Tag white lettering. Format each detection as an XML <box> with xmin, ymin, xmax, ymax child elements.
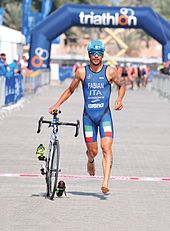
<box><xmin>79</xmin><ymin>8</ymin><xmax>137</xmax><ymax>26</ymax></box>
<box><xmin>88</xmin><ymin>83</ymin><xmax>104</xmax><ymax>89</ymax></box>
<box><xmin>89</xmin><ymin>89</ymin><xmax>102</xmax><ymax>96</ymax></box>
<box><xmin>88</xmin><ymin>103</ymin><xmax>104</xmax><ymax>108</ymax></box>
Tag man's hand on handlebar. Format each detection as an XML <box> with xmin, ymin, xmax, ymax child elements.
<box><xmin>49</xmin><ymin>105</ymin><xmax>60</xmax><ymax>115</ymax></box>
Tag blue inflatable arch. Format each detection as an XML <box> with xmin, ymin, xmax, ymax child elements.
<box><xmin>29</xmin><ymin>4</ymin><xmax>170</xmax><ymax>70</ymax></box>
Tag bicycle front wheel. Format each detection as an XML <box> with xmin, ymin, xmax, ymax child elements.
<box><xmin>46</xmin><ymin>140</ymin><xmax>60</xmax><ymax>200</ymax></box>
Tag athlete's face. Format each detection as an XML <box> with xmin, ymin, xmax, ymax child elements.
<box><xmin>88</xmin><ymin>51</ymin><xmax>104</xmax><ymax>66</ymax></box>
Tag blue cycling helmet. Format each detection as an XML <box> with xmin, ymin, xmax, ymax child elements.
<box><xmin>87</xmin><ymin>39</ymin><xmax>105</xmax><ymax>54</ymax></box>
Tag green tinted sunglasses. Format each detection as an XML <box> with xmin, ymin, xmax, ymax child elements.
<box><xmin>89</xmin><ymin>51</ymin><xmax>104</xmax><ymax>56</ymax></box>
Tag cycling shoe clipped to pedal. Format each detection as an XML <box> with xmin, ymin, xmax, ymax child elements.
<box><xmin>56</xmin><ymin>181</ymin><xmax>66</xmax><ymax>197</ymax></box>
<box><xmin>40</xmin><ymin>164</ymin><xmax>46</xmax><ymax>175</ymax></box>
<box><xmin>36</xmin><ymin>144</ymin><xmax>46</xmax><ymax>161</ymax></box>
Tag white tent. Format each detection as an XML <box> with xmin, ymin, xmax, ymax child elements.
<box><xmin>0</xmin><ymin>25</ymin><xmax>26</xmax><ymax>63</ymax></box>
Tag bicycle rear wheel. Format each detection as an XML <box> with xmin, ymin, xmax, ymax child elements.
<box><xmin>46</xmin><ymin>140</ymin><xmax>60</xmax><ymax>200</ymax></box>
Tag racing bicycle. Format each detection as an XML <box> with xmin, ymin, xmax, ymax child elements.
<box><xmin>37</xmin><ymin>110</ymin><xmax>80</xmax><ymax>200</ymax></box>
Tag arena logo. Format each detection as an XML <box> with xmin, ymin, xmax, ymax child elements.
<box><xmin>79</xmin><ymin>8</ymin><xmax>137</xmax><ymax>26</ymax></box>
<box><xmin>88</xmin><ymin>103</ymin><xmax>104</xmax><ymax>108</ymax></box>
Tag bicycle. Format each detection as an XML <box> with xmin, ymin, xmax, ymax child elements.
<box><xmin>37</xmin><ymin>110</ymin><xmax>80</xmax><ymax>200</ymax></box>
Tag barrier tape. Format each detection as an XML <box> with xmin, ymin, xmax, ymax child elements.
<box><xmin>0</xmin><ymin>173</ymin><xmax>170</xmax><ymax>182</ymax></box>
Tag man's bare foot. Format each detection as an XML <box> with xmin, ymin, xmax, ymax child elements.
<box><xmin>101</xmin><ymin>186</ymin><xmax>109</xmax><ymax>194</ymax></box>
<box><xmin>87</xmin><ymin>159</ymin><xmax>95</xmax><ymax>176</ymax></box>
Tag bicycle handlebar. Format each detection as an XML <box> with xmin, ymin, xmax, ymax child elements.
<box><xmin>37</xmin><ymin>115</ymin><xmax>80</xmax><ymax>137</ymax></box>
<box><xmin>37</xmin><ymin>116</ymin><xmax>44</xmax><ymax>134</ymax></box>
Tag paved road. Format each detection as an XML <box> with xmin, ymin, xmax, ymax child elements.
<box><xmin>0</xmin><ymin>82</ymin><xmax>170</xmax><ymax>231</ymax></box>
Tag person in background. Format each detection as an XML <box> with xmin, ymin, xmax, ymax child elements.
<box><xmin>0</xmin><ymin>53</ymin><xmax>8</xmax><ymax>76</ymax></box>
<box><xmin>20</xmin><ymin>54</ymin><xmax>32</xmax><ymax>74</ymax></box>
<box><xmin>159</xmin><ymin>62</ymin><xmax>169</xmax><ymax>75</ymax></box>
<box><xmin>136</xmin><ymin>65</ymin><xmax>142</xmax><ymax>88</ymax></box>
<box><xmin>121</xmin><ymin>64</ymin><xmax>129</xmax><ymax>87</ymax></box>
<box><xmin>141</xmin><ymin>65</ymin><xmax>150</xmax><ymax>87</ymax></box>
<box><xmin>8</xmin><ymin>55</ymin><xmax>21</xmax><ymax>75</ymax></box>
<box><xmin>128</xmin><ymin>64</ymin><xmax>137</xmax><ymax>90</ymax></box>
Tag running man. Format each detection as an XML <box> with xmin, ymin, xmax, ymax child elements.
<box><xmin>49</xmin><ymin>40</ymin><xmax>126</xmax><ymax>194</ymax></box>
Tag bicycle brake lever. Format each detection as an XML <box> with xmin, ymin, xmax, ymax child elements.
<box><xmin>74</xmin><ymin>120</ymin><xmax>80</xmax><ymax>137</ymax></box>
<box><xmin>37</xmin><ymin>116</ymin><xmax>44</xmax><ymax>133</ymax></box>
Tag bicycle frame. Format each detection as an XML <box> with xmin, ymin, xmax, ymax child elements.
<box><xmin>50</xmin><ymin>115</ymin><xmax>59</xmax><ymax>144</ymax></box>
<box><xmin>37</xmin><ymin>111</ymin><xmax>80</xmax><ymax>200</ymax></box>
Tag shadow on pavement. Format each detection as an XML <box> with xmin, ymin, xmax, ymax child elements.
<box><xmin>31</xmin><ymin>191</ymin><xmax>109</xmax><ymax>200</ymax></box>
<box><xmin>31</xmin><ymin>192</ymin><xmax>47</xmax><ymax>197</ymax></box>
<box><xmin>68</xmin><ymin>191</ymin><xmax>109</xmax><ymax>200</ymax></box>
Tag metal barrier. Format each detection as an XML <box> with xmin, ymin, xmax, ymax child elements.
<box><xmin>0</xmin><ymin>69</ymin><xmax>50</xmax><ymax>108</ymax></box>
<box><xmin>152</xmin><ymin>74</ymin><xmax>170</xmax><ymax>100</ymax></box>
<box><xmin>0</xmin><ymin>76</ymin><xmax>6</xmax><ymax>107</ymax></box>
<box><xmin>22</xmin><ymin>69</ymin><xmax>50</xmax><ymax>94</ymax></box>
<box><xmin>5</xmin><ymin>74</ymin><xmax>23</xmax><ymax>105</ymax></box>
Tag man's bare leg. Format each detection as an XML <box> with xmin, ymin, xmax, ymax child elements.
<box><xmin>86</xmin><ymin>142</ymin><xmax>98</xmax><ymax>176</ymax></box>
<box><xmin>101</xmin><ymin>137</ymin><xmax>113</xmax><ymax>193</ymax></box>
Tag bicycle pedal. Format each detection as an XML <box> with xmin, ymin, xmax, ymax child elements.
<box><xmin>40</xmin><ymin>168</ymin><xmax>46</xmax><ymax>175</ymax></box>
<box><xmin>38</xmin><ymin>155</ymin><xmax>45</xmax><ymax>161</ymax></box>
<box><xmin>40</xmin><ymin>164</ymin><xmax>46</xmax><ymax>175</ymax></box>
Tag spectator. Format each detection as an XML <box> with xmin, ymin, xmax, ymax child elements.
<box><xmin>159</xmin><ymin>62</ymin><xmax>169</xmax><ymax>75</ymax></box>
<box><xmin>20</xmin><ymin>54</ymin><xmax>31</xmax><ymax>74</ymax></box>
<box><xmin>8</xmin><ymin>55</ymin><xmax>21</xmax><ymax>75</ymax></box>
<box><xmin>0</xmin><ymin>53</ymin><xmax>9</xmax><ymax>76</ymax></box>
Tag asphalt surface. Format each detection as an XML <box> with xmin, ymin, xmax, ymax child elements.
<box><xmin>0</xmin><ymin>81</ymin><xmax>170</xmax><ymax>231</ymax></box>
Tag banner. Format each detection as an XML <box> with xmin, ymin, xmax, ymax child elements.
<box><xmin>41</xmin><ymin>0</ymin><xmax>52</xmax><ymax>19</ymax></box>
<box><xmin>29</xmin><ymin>4</ymin><xmax>170</xmax><ymax>70</ymax></box>
<box><xmin>0</xmin><ymin>76</ymin><xmax>6</xmax><ymax>107</ymax></box>
<box><xmin>22</xmin><ymin>0</ymin><xmax>32</xmax><ymax>44</ymax></box>
<box><xmin>0</xmin><ymin>8</ymin><xmax>4</xmax><ymax>25</ymax></box>
<box><xmin>5</xmin><ymin>74</ymin><xmax>23</xmax><ymax>105</ymax></box>
<box><xmin>59</xmin><ymin>66</ymin><xmax>73</xmax><ymax>82</ymax></box>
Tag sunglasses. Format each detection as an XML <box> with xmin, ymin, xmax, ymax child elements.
<box><xmin>89</xmin><ymin>51</ymin><xmax>104</xmax><ymax>56</ymax></box>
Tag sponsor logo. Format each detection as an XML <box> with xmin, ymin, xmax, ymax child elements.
<box><xmin>87</xmin><ymin>74</ymin><xmax>91</xmax><ymax>79</ymax></box>
<box><xmin>31</xmin><ymin>47</ymin><xmax>49</xmax><ymax>68</ymax></box>
<box><xmin>88</xmin><ymin>103</ymin><xmax>104</xmax><ymax>108</ymax></box>
<box><xmin>79</xmin><ymin>8</ymin><xmax>137</xmax><ymax>26</ymax></box>
<box><xmin>91</xmin><ymin>99</ymin><xmax>100</xmax><ymax>103</ymax></box>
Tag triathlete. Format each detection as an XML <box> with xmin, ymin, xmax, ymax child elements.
<box><xmin>49</xmin><ymin>40</ymin><xmax>126</xmax><ymax>194</ymax></box>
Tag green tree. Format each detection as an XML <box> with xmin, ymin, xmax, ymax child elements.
<box><xmin>156</xmin><ymin>0</ymin><xmax>170</xmax><ymax>22</ymax></box>
<box><xmin>3</xmin><ymin>1</ymin><xmax>22</xmax><ymax>30</ymax></box>
<box><xmin>117</xmin><ymin>0</ymin><xmax>167</xmax><ymax>50</ymax></box>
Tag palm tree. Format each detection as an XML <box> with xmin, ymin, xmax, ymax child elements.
<box><xmin>3</xmin><ymin>2</ymin><xmax>22</xmax><ymax>30</ymax></box>
<box><xmin>118</xmin><ymin>29</ymin><xmax>142</xmax><ymax>56</ymax></box>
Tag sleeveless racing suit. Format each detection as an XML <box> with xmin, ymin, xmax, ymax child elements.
<box><xmin>83</xmin><ymin>64</ymin><xmax>114</xmax><ymax>143</ymax></box>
